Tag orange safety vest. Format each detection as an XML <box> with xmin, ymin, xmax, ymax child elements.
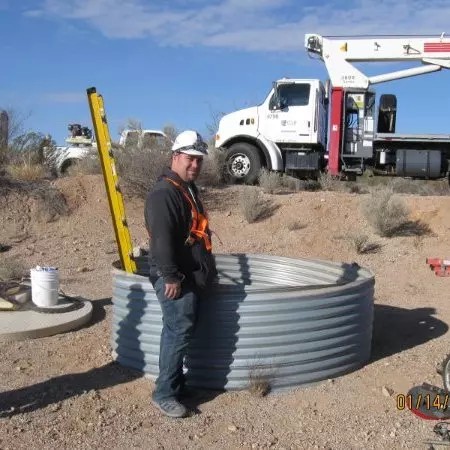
<box><xmin>164</xmin><ymin>177</ymin><xmax>213</xmax><ymax>252</ymax></box>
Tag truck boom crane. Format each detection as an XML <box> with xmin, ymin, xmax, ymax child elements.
<box><xmin>305</xmin><ymin>33</ymin><xmax>450</xmax><ymax>177</ymax></box>
<box><xmin>305</xmin><ymin>33</ymin><xmax>450</xmax><ymax>89</ymax></box>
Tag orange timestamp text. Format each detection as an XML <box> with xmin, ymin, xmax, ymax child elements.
<box><xmin>396</xmin><ymin>393</ymin><xmax>450</xmax><ymax>411</ymax></box>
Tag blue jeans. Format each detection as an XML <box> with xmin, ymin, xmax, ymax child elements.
<box><xmin>152</xmin><ymin>277</ymin><xmax>199</xmax><ymax>402</ymax></box>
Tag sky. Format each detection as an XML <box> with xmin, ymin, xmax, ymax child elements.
<box><xmin>1</xmin><ymin>0</ymin><xmax>450</xmax><ymax>146</ymax></box>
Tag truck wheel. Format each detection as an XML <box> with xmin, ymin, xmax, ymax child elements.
<box><xmin>225</xmin><ymin>142</ymin><xmax>262</xmax><ymax>184</ymax></box>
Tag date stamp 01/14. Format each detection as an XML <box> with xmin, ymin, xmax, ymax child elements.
<box><xmin>396</xmin><ymin>393</ymin><xmax>449</xmax><ymax>411</ymax></box>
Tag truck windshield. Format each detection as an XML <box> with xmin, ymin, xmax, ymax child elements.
<box><xmin>270</xmin><ymin>83</ymin><xmax>311</xmax><ymax>108</ymax></box>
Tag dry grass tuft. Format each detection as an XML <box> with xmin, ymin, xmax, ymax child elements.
<box><xmin>361</xmin><ymin>187</ymin><xmax>410</xmax><ymax>237</ymax></box>
<box><xmin>318</xmin><ymin>172</ymin><xmax>341</xmax><ymax>191</ymax></box>
<box><xmin>0</xmin><ymin>257</ymin><xmax>27</xmax><ymax>282</ymax></box>
<box><xmin>286</xmin><ymin>219</ymin><xmax>307</xmax><ymax>231</ymax></box>
<box><xmin>7</xmin><ymin>162</ymin><xmax>46</xmax><ymax>181</ymax></box>
<box><xmin>114</xmin><ymin>147</ymin><xmax>171</xmax><ymax>199</ymax></box>
<box><xmin>248</xmin><ymin>365</ymin><xmax>273</xmax><ymax>398</ymax></box>
<box><xmin>361</xmin><ymin>186</ymin><xmax>433</xmax><ymax>237</ymax></box>
<box><xmin>239</xmin><ymin>187</ymin><xmax>277</xmax><ymax>223</ymax></box>
<box><xmin>197</xmin><ymin>146</ymin><xmax>227</xmax><ymax>187</ymax></box>
<box><xmin>347</xmin><ymin>232</ymin><xmax>382</xmax><ymax>254</ymax></box>
<box><xmin>258</xmin><ymin>168</ymin><xmax>283</xmax><ymax>194</ymax></box>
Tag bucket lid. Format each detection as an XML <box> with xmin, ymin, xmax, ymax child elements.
<box><xmin>31</xmin><ymin>266</ymin><xmax>58</xmax><ymax>272</ymax></box>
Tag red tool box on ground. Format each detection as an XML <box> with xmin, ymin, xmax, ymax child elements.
<box><xmin>426</xmin><ymin>258</ymin><xmax>450</xmax><ymax>277</ymax></box>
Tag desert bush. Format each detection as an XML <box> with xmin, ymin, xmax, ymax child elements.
<box><xmin>319</xmin><ymin>172</ymin><xmax>341</xmax><ymax>191</ymax></box>
<box><xmin>63</xmin><ymin>148</ymin><xmax>102</xmax><ymax>176</ymax></box>
<box><xmin>248</xmin><ymin>367</ymin><xmax>271</xmax><ymax>397</ymax></box>
<box><xmin>389</xmin><ymin>177</ymin><xmax>450</xmax><ymax>196</ymax></box>
<box><xmin>239</xmin><ymin>187</ymin><xmax>276</xmax><ymax>223</ymax></box>
<box><xmin>347</xmin><ymin>232</ymin><xmax>382</xmax><ymax>254</ymax></box>
<box><xmin>361</xmin><ymin>187</ymin><xmax>410</xmax><ymax>237</ymax></box>
<box><xmin>197</xmin><ymin>146</ymin><xmax>227</xmax><ymax>187</ymax></box>
<box><xmin>0</xmin><ymin>176</ymin><xmax>68</xmax><ymax>221</ymax></box>
<box><xmin>30</xmin><ymin>183</ymin><xmax>69</xmax><ymax>220</ymax></box>
<box><xmin>258</xmin><ymin>168</ymin><xmax>283</xmax><ymax>194</ymax></box>
<box><xmin>286</xmin><ymin>219</ymin><xmax>307</xmax><ymax>231</ymax></box>
<box><xmin>7</xmin><ymin>159</ymin><xmax>46</xmax><ymax>181</ymax></box>
<box><xmin>281</xmin><ymin>175</ymin><xmax>321</xmax><ymax>192</ymax></box>
<box><xmin>247</xmin><ymin>358</ymin><xmax>275</xmax><ymax>398</ymax></box>
<box><xmin>114</xmin><ymin>147</ymin><xmax>170</xmax><ymax>199</ymax></box>
<box><xmin>0</xmin><ymin>257</ymin><xmax>27</xmax><ymax>281</ymax></box>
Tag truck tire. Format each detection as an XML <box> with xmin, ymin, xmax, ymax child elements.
<box><xmin>225</xmin><ymin>142</ymin><xmax>262</xmax><ymax>184</ymax></box>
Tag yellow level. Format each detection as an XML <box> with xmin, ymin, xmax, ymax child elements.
<box><xmin>86</xmin><ymin>87</ymin><xmax>136</xmax><ymax>274</ymax></box>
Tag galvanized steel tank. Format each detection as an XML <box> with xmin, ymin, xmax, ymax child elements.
<box><xmin>111</xmin><ymin>253</ymin><xmax>375</xmax><ymax>391</ymax></box>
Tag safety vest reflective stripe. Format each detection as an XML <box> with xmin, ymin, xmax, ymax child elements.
<box><xmin>164</xmin><ymin>177</ymin><xmax>212</xmax><ymax>252</ymax></box>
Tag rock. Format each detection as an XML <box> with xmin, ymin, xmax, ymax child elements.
<box><xmin>382</xmin><ymin>386</ymin><xmax>394</xmax><ymax>397</ymax></box>
<box><xmin>50</xmin><ymin>403</ymin><xmax>61</xmax><ymax>412</ymax></box>
<box><xmin>132</xmin><ymin>246</ymin><xmax>144</xmax><ymax>257</ymax></box>
<box><xmin>226</xmin><ymin>211</ymin><xmax>231</xmax><ymax>217</ymax></box>
<box><xmin>76</xmin><ymin>266</ymin><xmax>90</xmax><ymax>273</ymax></box>
<box><xmin>228</xmin><ymin>425</ymin><xmax>238</xmax><ymax>432</ymax></box>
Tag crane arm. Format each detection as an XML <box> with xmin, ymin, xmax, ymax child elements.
<box><xmin>305</xmin><ymin>33</ymin><xmax>450</xmax><ymax>89</ymax></box>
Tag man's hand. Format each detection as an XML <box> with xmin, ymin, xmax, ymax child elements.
<box><xmin>164</xmin><ymin>281</ymin><xmax>181</xmax><ymax>299</ymax></box>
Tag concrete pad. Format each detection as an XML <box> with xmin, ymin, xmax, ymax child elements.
<box><xmin>0</xmin><ymin>296</ymin><xmax>93</xmax><ymax>342</ymax></box>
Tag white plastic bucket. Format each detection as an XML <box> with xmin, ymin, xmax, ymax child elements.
<box><xmin>30</xmin><ymin>267</ymin><xmax>60</xmax><ymax>307</ymax></box>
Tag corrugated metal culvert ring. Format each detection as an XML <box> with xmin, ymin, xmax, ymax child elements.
<box><xmin>111</xmin><ymin>253</ymin><xmax>375</xmax><ymax>392</ymax></box>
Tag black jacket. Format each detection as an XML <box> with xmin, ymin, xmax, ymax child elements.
<box><xmin>144</xmin><ymin>167</ymin><xmax>210</xmax><ymax>284</ymax></box>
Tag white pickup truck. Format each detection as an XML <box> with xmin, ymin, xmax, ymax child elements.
<box><xmin>53</xmin><ymin>124</ymin><xmax>167</xmax><ymax>175</ymax></box>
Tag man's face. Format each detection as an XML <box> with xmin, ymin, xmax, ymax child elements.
<box><xmin>172</xmin><ymin>152</ymin><xmax>204</xmax><ymax>182</ymax></box>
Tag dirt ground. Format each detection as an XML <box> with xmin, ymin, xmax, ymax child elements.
<box><xmin>1</xmin><ymin>174</ymin><xmax>450</xmax><ymax>450</ymax></box>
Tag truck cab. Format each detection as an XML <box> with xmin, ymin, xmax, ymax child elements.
<box><xmin>53</xmin><ymin>126</ymin><xmax>167</xmax><ymax>175</ymax></box>
<box><xmin>215</xmin><ymin>78</ymin><xmax>328</xmax><ymax>183</ymax></box>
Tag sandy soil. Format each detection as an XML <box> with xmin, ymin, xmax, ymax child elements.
<box><xmin>1</xmin><ymin>174</ymin><xmax>450</xmax><ymax>449</ymax></box>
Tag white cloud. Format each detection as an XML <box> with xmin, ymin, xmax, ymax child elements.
<box><xmin>24</xmin><ymin>0</ymin><xmax>450</xmax><ymax>52</ymax></box>
<box><xmin>43</xmin><ymin>92</ymin><xmax>86</xmax><ymax>103</ymax></box>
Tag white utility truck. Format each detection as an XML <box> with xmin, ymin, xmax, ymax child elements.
<box><xmin>215</xmin><ymin>33</ymin><xmax>450</xmax><ymax>183</ymax></box>
<box><xmin>54</xmin><ymin>124</ymin><xmax>167</xmax><ymax>174</ymax></box>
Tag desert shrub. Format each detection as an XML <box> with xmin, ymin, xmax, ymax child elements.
<box><xmin>197</xmin><ymin>146</ymin><xmax>227</xmax><ymax>187</ymax></box>
<box><xmin>286</xmin><ymin>219</ymin><xmax>307</xmax><ymax>231</ymax></box>
<box><xmin>114</xmin><ymin>146</ymin><xmax>170</xmax><ymax>199</ymax></box>
<box><xmin>63</xmin><ymin>148</ymin><xmax>102</xmax><ymax>176</ymax></box>
<box><xmin>3</xmin><ymin>131</ymin><xmax>57</xmax><ymax>181</ymax></box>
<box><xmin>29</xmin><ymin>183</ymin><xmax>69</xmax><ymax>220</ymax></box>
<box><xmin>0</xmin><ymin>176</ymin><xmax>68</xmax><ymax>220</ymax></box>
<box><xmin>389</xmin><ymin>177</ymin><xmax>450</xmax><ymax>196</ymax></box>
<box><xmin>258</xmin><ymin>168</ymin><xmax>283</xmax><ymax>194</ymax></box>
<box><xmin>7</xmin><ymin>159</ymin><xmax>46</xmax><ymax>181</ymax></box>
<box><xmin>281</xmin><ymin>175</ymin><xmax>321</xmax><ymax>192</ymax></box>
<box><xmin>318</xmin><ymin>172</ymin><xmax>341</xmax><ymax>191</ymax></box>
<box><xmin>239</xmin><ymin>187</ymin><xmax>276</xmax><ymax>223</ymax></box>
<box><xmin>361</xmin><ymin>187</ymin><xmax>410</xmax><ymax>237</ymax></box>
<box><xmin>0</xmin><ymin>257</ymin><xmax>27</xmax><ymax>281</ymax></box>
<box><xmin>247</xmin><ymin>358</ymin><xmax>275</xmax><ymax>398</ymax></box>
<box><xmin>347</xmin><ymin>232</ymin><xmax>382</xmax><ymax>254</ymax></box>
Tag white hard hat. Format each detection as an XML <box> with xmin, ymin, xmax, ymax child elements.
<box><xmin>171</xmin><ymin>130</ymin><xmax>208</xmax><ymax>156</ymax></box>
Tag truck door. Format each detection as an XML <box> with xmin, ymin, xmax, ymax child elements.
<box><xmin>317</xmin><ymin>84</ymin><xmax>328</xmax><ymax>149</ymax></box>
<box><xmin>258</xmin><ymin>82</ymin><xmax>314</xmax><ymax>144</ymax></box>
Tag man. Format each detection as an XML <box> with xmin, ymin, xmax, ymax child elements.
<box><xmin>144</xmin><ymin>130</ymin><xmax>217</xmax><ymax>419</ymax></box>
